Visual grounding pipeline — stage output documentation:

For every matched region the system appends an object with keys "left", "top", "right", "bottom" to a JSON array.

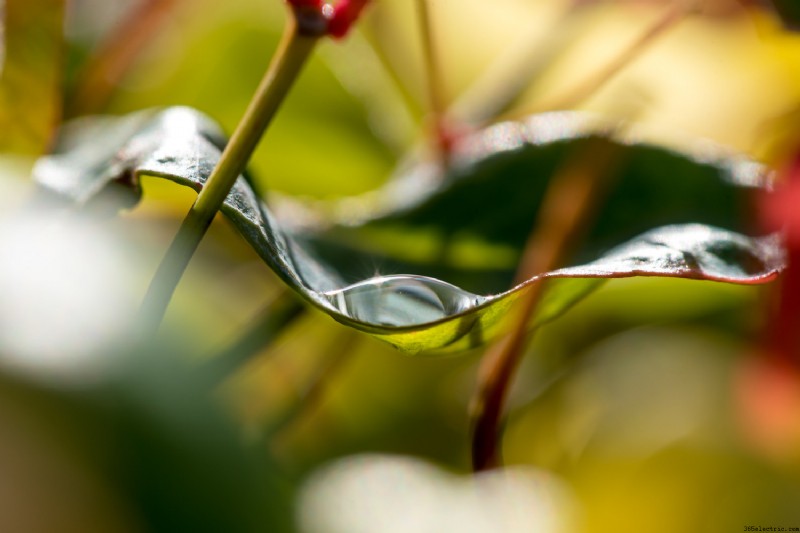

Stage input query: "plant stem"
[
  {"left": 269, "top": 330, "right": 359, "bottom": 439},
  {"left": 68, "top": 0, "right": 179, "bottom": 117},
  {"left": 415, "top": 0, "right": 450, "bottom": 166},
  {"left": 205, "top": 290, "right": 307, "bottom": 382},
  {"left": 470, "top": 136, "right": 625, "bottom": 472},
  {"left": 542, "top": 0, "right": 691, "bottom": 111},
  {"left": 359, "top": 24, "right": 424, "bottom": 119},
  {"left": 450, "top": 0, "right": 595, "bottom": 126},
  {"left": 139, "top": 19, "right": 318, "bottom": 333}
]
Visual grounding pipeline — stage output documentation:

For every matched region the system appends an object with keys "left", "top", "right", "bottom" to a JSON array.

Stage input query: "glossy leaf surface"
[{"left": 34, "top": 107, "right": 784, "bottom": 353}]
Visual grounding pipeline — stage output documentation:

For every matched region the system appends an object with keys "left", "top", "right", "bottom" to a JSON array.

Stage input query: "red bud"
[
  {"left": 328, "top": 0, "right": 372, "bottom": 38},
  {"left": 286, "top": 0, "right": 371, "bottom": 38}
]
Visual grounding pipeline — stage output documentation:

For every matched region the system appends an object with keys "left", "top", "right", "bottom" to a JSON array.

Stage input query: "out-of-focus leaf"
[
  {"left": 99, "top": 345, "right": 293, "bottom": 533},
  {"left": 0, "top": 343, "right": 292, "bottom": 533},
  {"left": 0, "top": 0, "right": 64, "bottom": 155},
  {"left": 0, "top": 190, "right": 290, "bottom": 530},
  {"left": 34, "top": 107, "right": 784, "bottom": 354}
]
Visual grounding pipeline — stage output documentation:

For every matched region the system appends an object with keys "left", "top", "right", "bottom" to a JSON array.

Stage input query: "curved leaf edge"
[{"left": 33, "top": 106, "right": 786, "bottom": 353}]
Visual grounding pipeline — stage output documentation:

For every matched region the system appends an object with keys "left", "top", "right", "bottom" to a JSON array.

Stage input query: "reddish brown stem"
[
  {"left": 68, "top": 0, "right": 179, "bottom": 116},
  {"left": 470, "top": 136, "right": 625, "bottom": 471}
]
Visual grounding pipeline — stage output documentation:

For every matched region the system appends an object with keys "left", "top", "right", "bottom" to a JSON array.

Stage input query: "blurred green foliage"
[{"left": 2, "top": 1, "right": 800, "bottom": 532}]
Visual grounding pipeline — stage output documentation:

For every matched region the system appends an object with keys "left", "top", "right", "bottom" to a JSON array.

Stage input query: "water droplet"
[{"left": 325, "top": 275, "right": 484, "bottom": 327}]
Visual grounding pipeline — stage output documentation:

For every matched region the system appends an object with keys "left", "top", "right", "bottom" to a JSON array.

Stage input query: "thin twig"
[
  {"left": 205, "top": 290, "right": 307, "bottom": 382},
  {"left": 268, "top": 330, "right": 360, "bottom": 439},
  {"left": 416, "top": 0, "right": 451, "bottom": 167},
  {"left": 542, "top": 0, "right": 692, "bottom": 111},
  {"left": 469, "top": 135, "right": 626, "bottom": 472},
  {"left": 450, "top": 0, "right": 596, "bottom": 126},
  {"left": 68, "top": 0, "right": 179, "bottom": 116},
  {"left": 358, "top": 23, "right": 424, "bottom": 120}
]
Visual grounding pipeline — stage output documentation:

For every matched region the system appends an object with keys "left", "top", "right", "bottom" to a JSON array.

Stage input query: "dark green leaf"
[{"left": 34, "top": 107, "right": 784, "bottom": 354}]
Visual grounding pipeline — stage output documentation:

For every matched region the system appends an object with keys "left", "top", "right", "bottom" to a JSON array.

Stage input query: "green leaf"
[
  {"left": 0, "top": 0, "right": 64, "bottom": 155},
  {"left": 34, "top": 107, "right": 784, "bottom": 354}
]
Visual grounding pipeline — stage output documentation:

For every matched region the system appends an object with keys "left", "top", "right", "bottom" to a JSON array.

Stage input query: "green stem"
[
  {"left": 416, "top": 0, "right": 450, "bottom": 166},
  {"left": 139, "top": 19, "right": 318, "bottom": 333},
  {"left": 359, "top": 22, "right": 424, "bottom": 120}
]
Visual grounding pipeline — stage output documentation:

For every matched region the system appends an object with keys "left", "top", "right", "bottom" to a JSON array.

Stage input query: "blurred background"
[{"left": 1, "top": 0, "right": 800, "bottom": 531}]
